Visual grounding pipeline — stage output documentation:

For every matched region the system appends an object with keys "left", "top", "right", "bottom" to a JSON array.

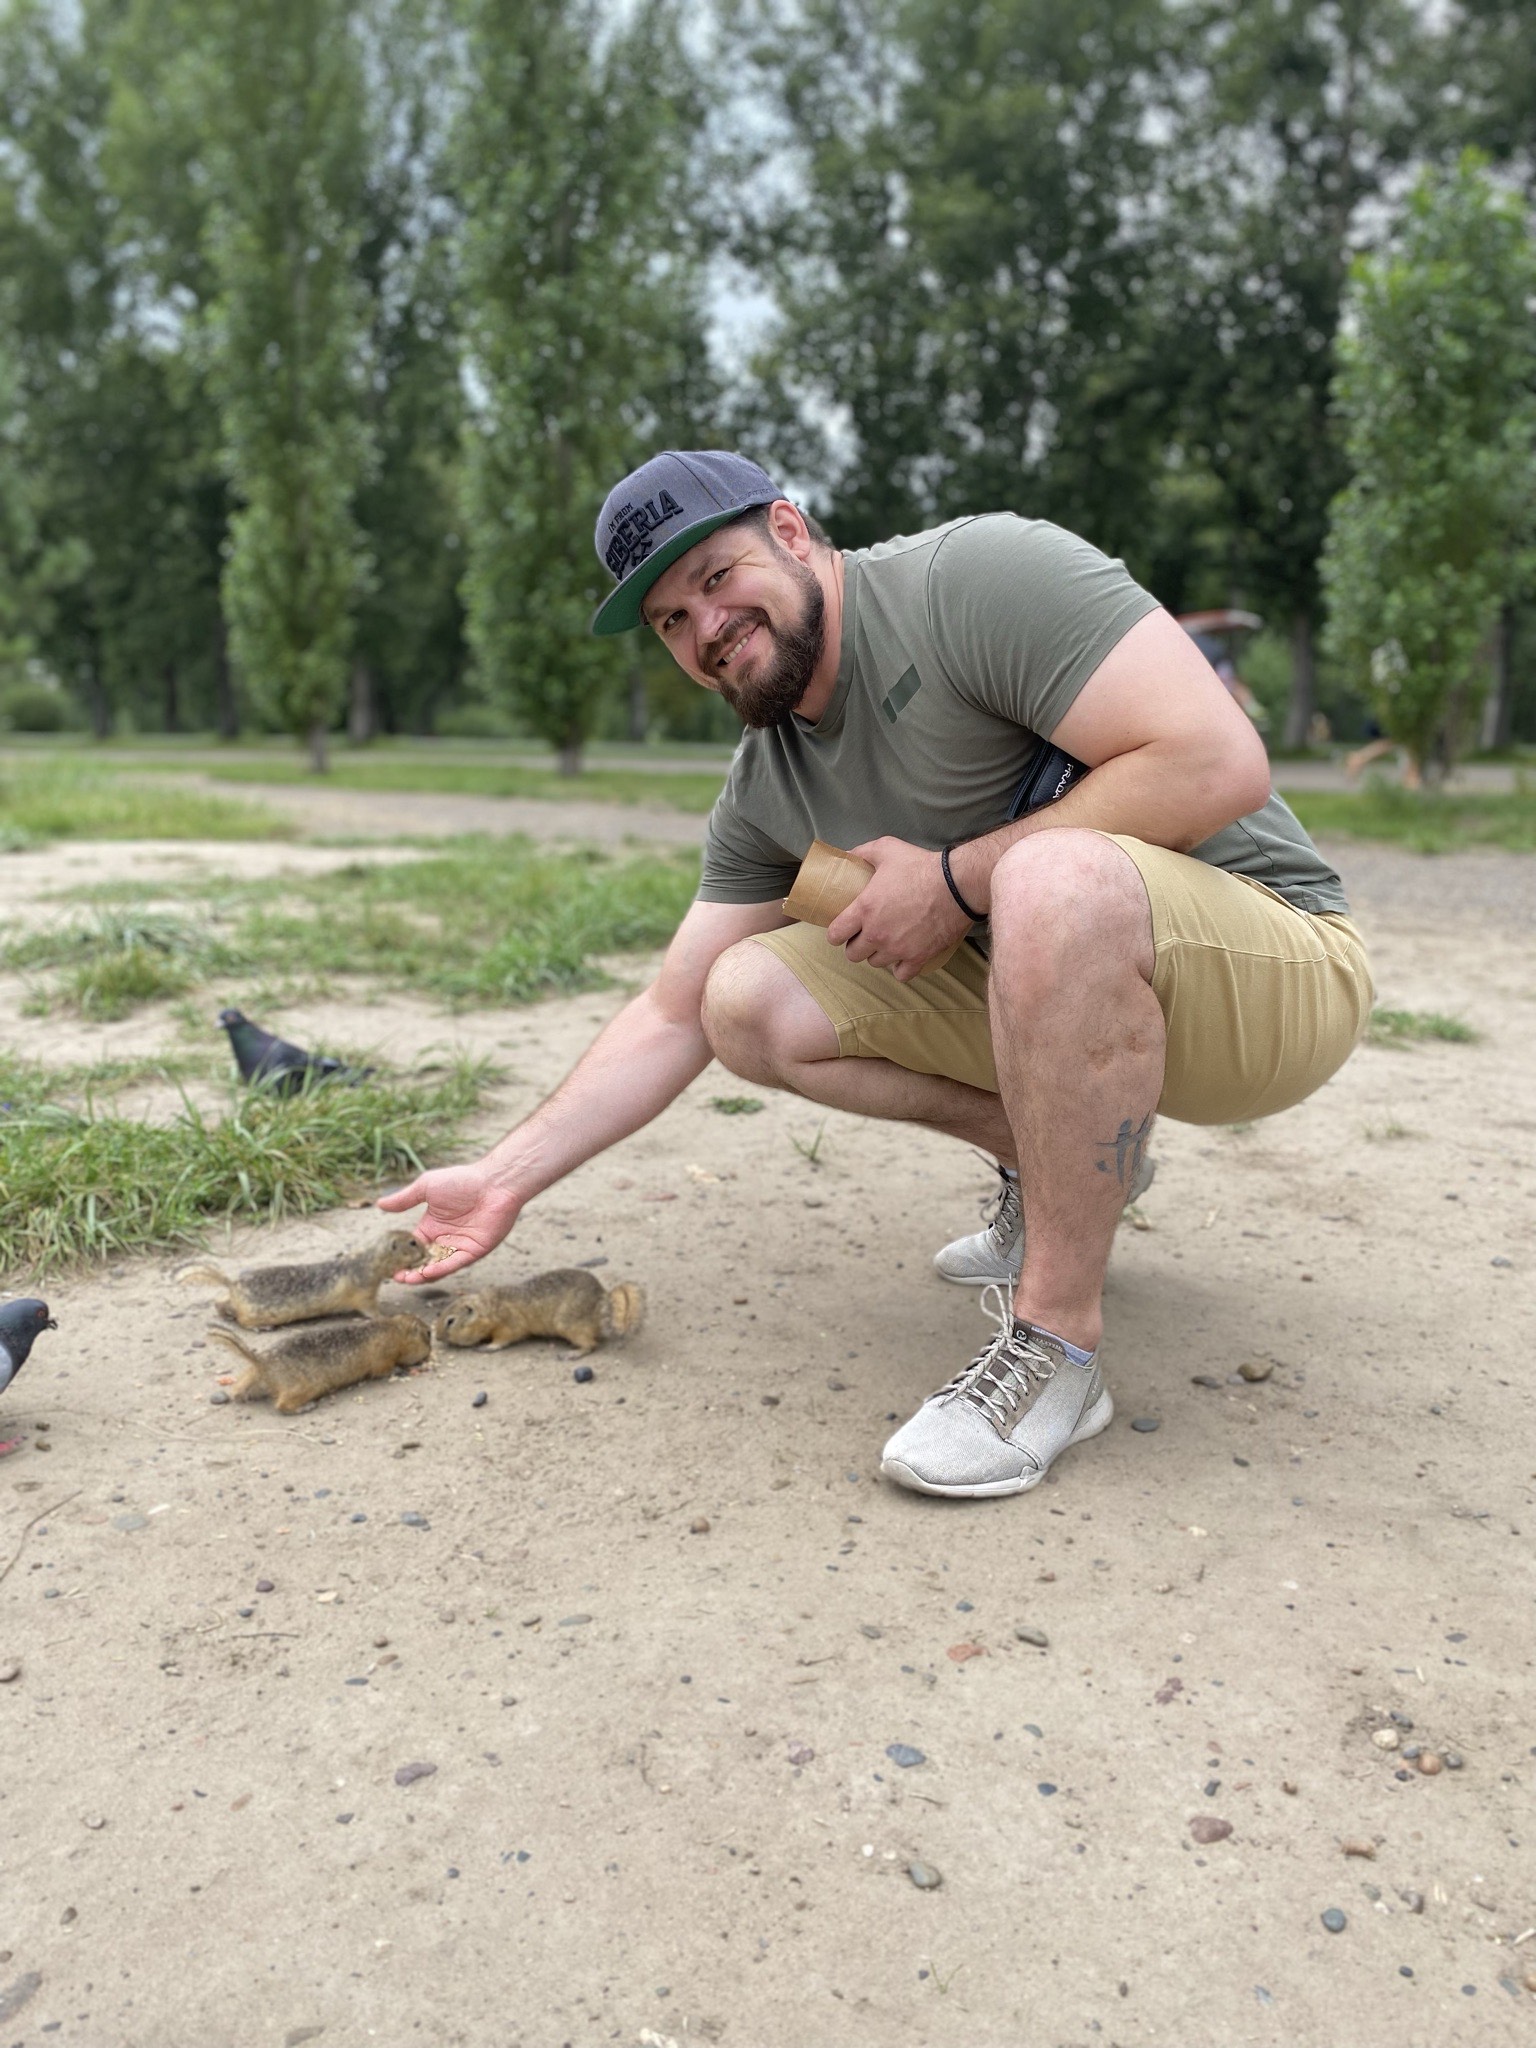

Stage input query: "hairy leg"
[
  {"left": 701, "top": 939, "right": 1016, "bottom": 1159},
  {"left": 988, "top": 830, "right": 1163, "bottom": 1352}
]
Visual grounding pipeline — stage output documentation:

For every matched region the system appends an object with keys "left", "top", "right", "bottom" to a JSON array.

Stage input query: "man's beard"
[{"left": 710, "top": 558, "right": 827, "bottom": 729}]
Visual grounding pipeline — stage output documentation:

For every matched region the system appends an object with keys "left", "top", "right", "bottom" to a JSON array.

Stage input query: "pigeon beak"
[{"left": 43, "top": 1317, "right": 58, "bottom": 1330}]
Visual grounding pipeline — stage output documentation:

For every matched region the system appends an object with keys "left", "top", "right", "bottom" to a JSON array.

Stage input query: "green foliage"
[
  {"left": 742, "top": 0, "right": 1178, "bottom": 562},
  {"left": 1321, "top": 156, "right": 1536, "bottom": 782},
  {"left": 710, "top": 1095, "right": 765, "bottom": 1114},
  {"left": 0, "top": 679, "right": 78, "bottom": 732},
  {"left": 0, "top": 1050, "right": 488, "bottom": 1275},
  {"left": 347, "top": 0, "right": 468, "bottom": 740},
  {"left": 455, "top": 0, "right": 716, "bottom": 770},
  {"left": 193, "top": 0, "right": 375, "bottom": 769}
]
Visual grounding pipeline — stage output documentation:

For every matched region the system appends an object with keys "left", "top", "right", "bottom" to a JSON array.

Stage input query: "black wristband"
[{"left": 940, "top": 845, "right": 985, "bottom": 923}]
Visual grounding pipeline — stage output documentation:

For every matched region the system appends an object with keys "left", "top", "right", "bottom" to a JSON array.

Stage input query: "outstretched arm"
[{"left": 379, "top": 897, "right": 789, "bottom": 1282}]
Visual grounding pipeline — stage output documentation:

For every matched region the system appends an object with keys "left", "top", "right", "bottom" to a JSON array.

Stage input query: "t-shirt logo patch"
[
  {"left": 881, "top": 665, "right": 923, "bottom": 724},
  {"left": 604, "top": 489, "right": 687, "bottom": 579}
]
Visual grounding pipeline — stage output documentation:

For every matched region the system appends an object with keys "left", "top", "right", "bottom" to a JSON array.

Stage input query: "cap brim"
[{"left": 590, "top": 505, "right": 769, "bottom": 636}]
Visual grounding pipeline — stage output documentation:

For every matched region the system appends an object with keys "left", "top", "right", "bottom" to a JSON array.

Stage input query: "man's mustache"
[{"left": 704, "top": 612, "right": 768, "bottom": 673}]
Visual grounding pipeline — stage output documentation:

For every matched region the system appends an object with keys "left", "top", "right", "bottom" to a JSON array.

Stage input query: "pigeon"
[
  {"left": 217, "top": 1009, "right": 372, "bottom": 1096},
  {"left": 0, "top": 1298, "right": 57, "bottom": 1455}
]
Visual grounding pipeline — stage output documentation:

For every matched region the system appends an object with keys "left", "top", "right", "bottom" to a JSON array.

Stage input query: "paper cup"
[{"left": 782, "top": 839, "right": 962, "bottom": 972}]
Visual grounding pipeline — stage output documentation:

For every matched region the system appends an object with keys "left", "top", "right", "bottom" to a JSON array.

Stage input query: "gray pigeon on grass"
[{"left": 218, "top": 1009, "right": 372, "bottom": 1096}]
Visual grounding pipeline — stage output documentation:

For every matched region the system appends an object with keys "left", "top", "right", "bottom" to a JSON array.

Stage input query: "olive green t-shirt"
[{"left": 697, "top": 514, "right": 1349, "bottom": 916}]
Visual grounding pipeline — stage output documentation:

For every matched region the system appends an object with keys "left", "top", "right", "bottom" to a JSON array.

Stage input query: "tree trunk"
[
  {"left": 1281, "top": 609, "right": 1317, "bottom": 751},
  {"left": 214, "top": 613, "right": 239, "bottom": 741},
  {"left": 82, "top": 648, "right": 110, "bottom": 740},
  {"left": 558, "top": 735, "right": 583, "bottom": 776},
  {"left": 627, "top": 659, "right": 648, "bottom": 743},
  {"left": 307, "top": 718, "right": 331, "bottom": 774},
  {"left": 163, "top": 660, "right": 180, "bottom": 734},
  {"left": 347, "top": 659, "right": 376, "bottom": 746},
  {"left": 1478, "top": 604, "right": 1514, "bottom": 753}
]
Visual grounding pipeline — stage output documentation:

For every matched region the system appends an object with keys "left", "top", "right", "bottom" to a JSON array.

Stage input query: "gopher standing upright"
[
  {"left": 435, "top": 1270, "right": 644, "bottom": 1355},
  {"left": 176, "top": 1230, "right": 422, "bottom": 1330}
]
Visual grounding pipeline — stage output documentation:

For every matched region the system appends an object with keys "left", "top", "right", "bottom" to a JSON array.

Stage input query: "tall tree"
[
  {"left": 0, "top": 0, "right": 221, "bottom": 736},
  {"left": 739, "top": 0, "right": 1180, "bottom": 570},
  {"left": 1161, "top": 0, "right": 1436, "bottom": 745},
  {"left": 192, "top": 0, "right": 375, "bottom": 770},
  {"left": 349, "top": 0, "right": 466, "bottom": 740},
  {"left": 1321, "top": 156, "right": 1536, "bottom": 782},
  {"left": 455, "top": 0, "right": 715, "bottom": 772}
]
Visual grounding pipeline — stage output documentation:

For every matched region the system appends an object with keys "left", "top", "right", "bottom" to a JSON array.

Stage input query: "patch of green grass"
[
  {"left": 6, "top": 910, "right": 237, "bottom": 1020},
  {"left": 146, "top": 753, "right": 730, "bottom": 813},
  {"left": 227, "top": 838, "right": 699, "bottom": 1005},
  {"left": 710, "top": 1094, "right": 765, "bottom": 1114},
  {"left": 1286, "top": 783, "right": 1536, "bottom": 853},
  {"left": 0, "top": 1050, "right": 489, "bottom": 1277},
  {"left": 0, "top": 757, "right": 294, "bottom": 843},
  {"left": 1367, "top": 1007, "right": 1478, "bottom": 1046},
  {"left": 9, "top": 839, "right": 701, "bottom": 1013}
]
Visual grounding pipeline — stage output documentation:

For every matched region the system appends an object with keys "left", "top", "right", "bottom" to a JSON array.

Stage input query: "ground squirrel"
[
  {"left": 435, "top": 1269, "right": 645, "bottom": 1355},
  {"left": 176, "top": 1230, "right": 422, "bottom": 1330},
  {"left": 208, "top": 1313, "right": 432, "bottom": 1412}
]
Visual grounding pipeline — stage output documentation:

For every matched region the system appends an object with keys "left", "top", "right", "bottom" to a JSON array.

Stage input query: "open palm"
[{"left": 377, "top": 1166, "right": 523, "bottom": 1283}]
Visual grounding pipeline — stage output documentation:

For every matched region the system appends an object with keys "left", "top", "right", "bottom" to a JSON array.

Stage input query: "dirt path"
[
  {"left": 0, "top": 832, "right": 1533, "bottom": 2047},
  {"left": 163, "top": 772, "right": 713, "bottom": 849}
]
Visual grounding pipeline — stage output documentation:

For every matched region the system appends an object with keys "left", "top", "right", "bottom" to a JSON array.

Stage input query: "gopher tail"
[
  {"left": 204, "top": 1324, "right": 260, "bottom": 1367},
  {"left": 176, "top": 1259, "right": 231, "bottom": 1290},
  {"left": 602, "top": 1281, "right": 646, "bottom": 1341}
]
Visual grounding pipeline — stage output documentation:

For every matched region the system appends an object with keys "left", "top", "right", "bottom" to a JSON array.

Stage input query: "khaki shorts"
[{"left": 749, "top": 833, "right": 1374, "bottom": 1126}]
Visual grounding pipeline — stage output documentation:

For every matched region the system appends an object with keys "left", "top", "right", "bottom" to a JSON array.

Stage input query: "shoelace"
[
  {"left": 935, "top": 1283, "right": 1057, "bottom": 1430},
  {"left": 977, "top": 1167, "right": 1020, "bottom": 1252}
]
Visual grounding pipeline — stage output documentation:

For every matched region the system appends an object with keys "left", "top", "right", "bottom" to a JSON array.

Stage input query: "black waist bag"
[{"left": 1008, "top": 741, "right": 1088, "bottom": 820}]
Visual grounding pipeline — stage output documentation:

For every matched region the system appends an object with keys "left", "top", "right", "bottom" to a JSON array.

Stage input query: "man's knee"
[
  {"left": 701, "top": 938, "right": 838, "bottom": 1080},
  {"left": 990, "top": 830, "right": 1153, "bottom": 978}
]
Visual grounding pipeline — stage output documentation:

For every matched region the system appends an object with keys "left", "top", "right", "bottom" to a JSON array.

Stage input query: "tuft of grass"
[
  {"left": 710, "top": 1095, "right": 765, "bottom": 1115},
  {"left": 1363, "top": 1117, "right": 1422, "bottom": 1142},
  {"left": 790, "top": 1119, "right": 829, "bottom": 1167},
  {"left": 1367, "top": 1007, "right": 1478, "bottom": 1046},
  {"left": 1286, "top": 783, "right": 1536, "bottom": 853},
  {"left": 0, "top": 757, "right": 294, "bottom": 842},
  {"left": 5, "top": 910, "right": 236, "bottom": 1020},
  {"left": 0, "top": 1050, "right": 489, "bottom": 1277}
]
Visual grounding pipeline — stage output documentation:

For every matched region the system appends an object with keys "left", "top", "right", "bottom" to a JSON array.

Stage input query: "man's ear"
[{"left": 767, "top": 498, "right": 812, "bottom": 560}]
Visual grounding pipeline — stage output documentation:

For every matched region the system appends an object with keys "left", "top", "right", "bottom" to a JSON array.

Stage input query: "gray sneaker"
[
  {"left": 881, "top": 1291, "right": 1113, "bottom": 1498},
  {"left": 932, "top": 1148, "right": 1157, "bottom": 1287}
]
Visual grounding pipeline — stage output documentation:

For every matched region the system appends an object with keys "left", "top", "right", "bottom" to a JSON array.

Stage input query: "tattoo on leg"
[{"left": 1097, "top": 1112, "right": 1154, "bottom": 1187}]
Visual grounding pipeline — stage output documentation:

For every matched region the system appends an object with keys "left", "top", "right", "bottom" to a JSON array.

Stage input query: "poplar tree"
[
  {"left": 741, "top": 0, "right": 1178, "bottom": 565},
  {"left": 455, "top": 0, "right": 713, "bottom": 772},
  {"left": 195, "top": 0, "right": 374, "bottom": 770},
  {"left": 1321, "top": 156, "right": 1536, "bottom": 782}
]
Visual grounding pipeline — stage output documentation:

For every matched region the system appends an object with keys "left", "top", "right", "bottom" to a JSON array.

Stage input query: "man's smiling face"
[{"left": 642, "top": 502, "right": 828, "bottom": 729}]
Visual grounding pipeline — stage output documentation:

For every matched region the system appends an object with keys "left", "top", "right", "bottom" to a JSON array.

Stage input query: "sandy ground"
[{"left": 1, "top": 809, "right": 1534, "bottom": 2048}]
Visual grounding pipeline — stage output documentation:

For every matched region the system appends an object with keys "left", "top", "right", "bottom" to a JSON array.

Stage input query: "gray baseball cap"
[{"left": 591, "top": 450, "right": 785, "bottom": 636}]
